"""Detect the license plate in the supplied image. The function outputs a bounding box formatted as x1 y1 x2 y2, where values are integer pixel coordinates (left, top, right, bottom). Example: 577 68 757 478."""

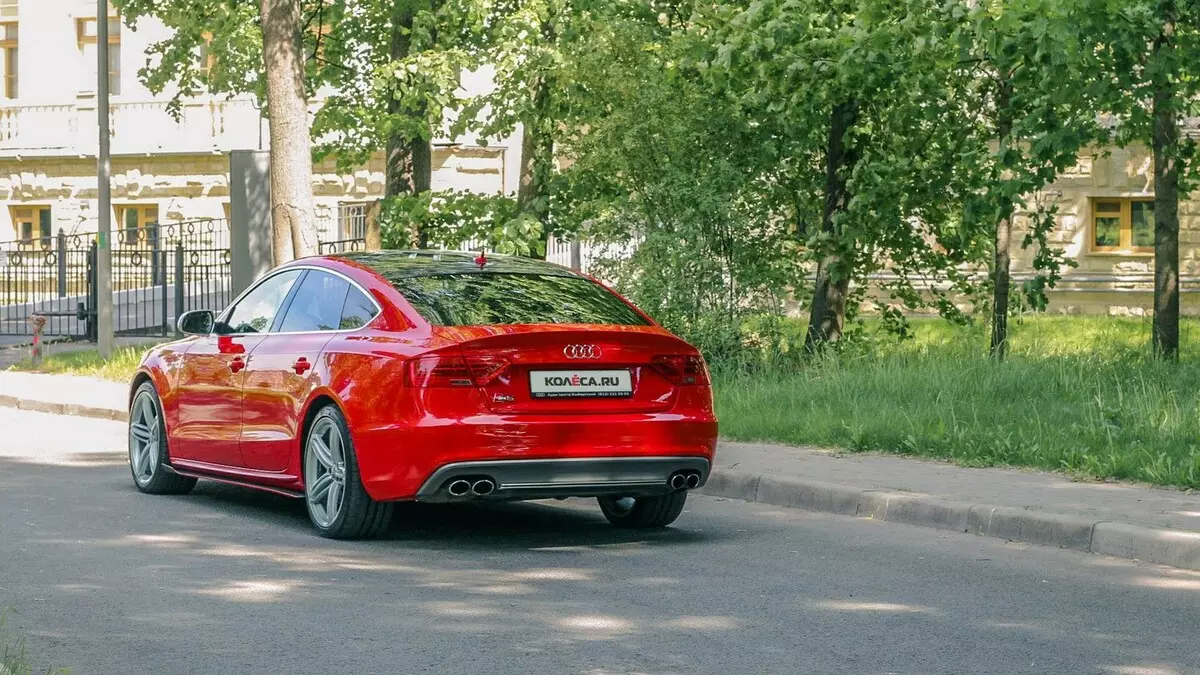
529 369 633 399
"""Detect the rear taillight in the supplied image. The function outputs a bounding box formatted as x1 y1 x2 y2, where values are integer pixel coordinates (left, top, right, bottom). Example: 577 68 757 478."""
650 354 710 385
406 354 509 387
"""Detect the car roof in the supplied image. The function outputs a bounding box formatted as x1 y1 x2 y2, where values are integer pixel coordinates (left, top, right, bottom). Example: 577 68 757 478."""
331 249 582 280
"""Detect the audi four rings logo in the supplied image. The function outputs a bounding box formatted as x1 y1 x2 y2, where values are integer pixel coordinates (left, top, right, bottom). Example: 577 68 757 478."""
564 344 602 359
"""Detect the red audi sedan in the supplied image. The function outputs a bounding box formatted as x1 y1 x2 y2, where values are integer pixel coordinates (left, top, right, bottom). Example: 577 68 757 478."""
126 250 718 539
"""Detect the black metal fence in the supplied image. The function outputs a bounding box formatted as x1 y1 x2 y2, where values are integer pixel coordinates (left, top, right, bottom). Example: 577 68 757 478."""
0 219 233 339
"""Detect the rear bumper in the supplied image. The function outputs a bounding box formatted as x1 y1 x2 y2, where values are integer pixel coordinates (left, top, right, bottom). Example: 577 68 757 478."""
414 456 711 503
354 413 717 502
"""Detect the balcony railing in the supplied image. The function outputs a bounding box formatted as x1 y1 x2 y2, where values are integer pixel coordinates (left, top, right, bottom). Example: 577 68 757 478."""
0 97 268 157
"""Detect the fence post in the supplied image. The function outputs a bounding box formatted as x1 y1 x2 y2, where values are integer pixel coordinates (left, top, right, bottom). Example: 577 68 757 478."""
174 243 185 337
56 230 67 298
87 240 98 342
160 244 169 336
570 239 582 272
151 226 162 287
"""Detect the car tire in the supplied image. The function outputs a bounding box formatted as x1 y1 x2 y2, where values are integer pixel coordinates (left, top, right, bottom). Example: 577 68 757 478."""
128 381 197 496
597 491 688 529
303 404 393 540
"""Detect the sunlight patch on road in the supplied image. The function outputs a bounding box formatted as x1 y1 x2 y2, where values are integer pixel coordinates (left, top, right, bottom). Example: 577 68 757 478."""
555 615 635 633
811 600 937 614
509 568 594 582
1133 576 1200 591
197 579 301 603
1099 666 1182 675
422 601 501 618
126 533 196 549
662 616 740 631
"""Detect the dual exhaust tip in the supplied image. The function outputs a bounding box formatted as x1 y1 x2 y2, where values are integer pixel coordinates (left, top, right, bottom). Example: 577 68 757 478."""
670 471 702 491
448 478 495 498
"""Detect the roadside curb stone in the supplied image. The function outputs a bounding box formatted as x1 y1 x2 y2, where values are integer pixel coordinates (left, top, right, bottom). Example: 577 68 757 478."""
702 470 1200 572
0 394 127 422
1090 521 1200 571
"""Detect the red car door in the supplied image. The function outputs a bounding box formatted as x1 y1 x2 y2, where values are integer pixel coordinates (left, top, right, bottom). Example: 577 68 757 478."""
170 269 303 468
239 269 353 473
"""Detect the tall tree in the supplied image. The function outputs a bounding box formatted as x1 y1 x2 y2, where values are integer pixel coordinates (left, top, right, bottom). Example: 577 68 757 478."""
260 0 318 261
704 0 990 351
116 0 324 263
456 0 575 257
955 0 1101 359
1084 0 1200 359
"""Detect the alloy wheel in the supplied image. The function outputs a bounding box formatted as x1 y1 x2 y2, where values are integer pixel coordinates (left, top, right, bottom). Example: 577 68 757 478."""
306 416 347 528
128 391 161 485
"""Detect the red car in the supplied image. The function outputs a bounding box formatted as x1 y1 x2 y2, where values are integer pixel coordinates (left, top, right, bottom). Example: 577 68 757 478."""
126 250 718 538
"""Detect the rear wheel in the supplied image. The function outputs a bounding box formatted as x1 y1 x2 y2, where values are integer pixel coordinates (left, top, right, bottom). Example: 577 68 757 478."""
597 492 688 529
303 405 393 540
128 382 197 495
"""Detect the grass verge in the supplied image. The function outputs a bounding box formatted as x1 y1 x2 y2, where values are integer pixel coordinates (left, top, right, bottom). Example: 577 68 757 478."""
5 344 149 383
714 316 1200 490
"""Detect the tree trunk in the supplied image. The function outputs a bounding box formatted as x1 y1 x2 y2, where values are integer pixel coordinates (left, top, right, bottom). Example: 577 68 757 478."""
518 78 554 258
804 100 859 353
1152 78 1180 359
259 0 318 264
384 2 434 248
990 81 1015 360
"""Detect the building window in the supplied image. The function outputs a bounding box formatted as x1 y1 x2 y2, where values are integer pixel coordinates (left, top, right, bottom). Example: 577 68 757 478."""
338 203 368 240
117 204 159 247
1092 198 1154 253
77 14 121 96
195 31 216 82
11 205 51 248
0 18 15 99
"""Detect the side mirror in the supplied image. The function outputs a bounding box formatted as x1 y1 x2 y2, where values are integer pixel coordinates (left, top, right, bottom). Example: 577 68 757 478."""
177 309 215 336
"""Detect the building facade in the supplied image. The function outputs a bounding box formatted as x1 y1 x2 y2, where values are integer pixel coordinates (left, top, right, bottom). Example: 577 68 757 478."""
0 0 521 249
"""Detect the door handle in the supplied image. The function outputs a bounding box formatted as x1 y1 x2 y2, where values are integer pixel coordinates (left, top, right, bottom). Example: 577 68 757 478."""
293 357 312 375
229 357 246 373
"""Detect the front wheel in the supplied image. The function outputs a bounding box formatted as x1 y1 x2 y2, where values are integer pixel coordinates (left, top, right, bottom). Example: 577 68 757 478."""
128 382 197 495
303 405 393 540
598 492 688 529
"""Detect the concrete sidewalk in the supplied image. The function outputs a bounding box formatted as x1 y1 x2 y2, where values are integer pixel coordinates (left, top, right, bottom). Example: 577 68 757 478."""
1 369 1197 571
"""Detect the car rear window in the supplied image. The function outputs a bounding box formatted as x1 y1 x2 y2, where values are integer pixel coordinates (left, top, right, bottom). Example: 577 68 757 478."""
392 273 651 326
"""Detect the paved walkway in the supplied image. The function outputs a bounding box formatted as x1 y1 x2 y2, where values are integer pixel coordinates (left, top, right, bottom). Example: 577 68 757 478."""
0 369 1196 570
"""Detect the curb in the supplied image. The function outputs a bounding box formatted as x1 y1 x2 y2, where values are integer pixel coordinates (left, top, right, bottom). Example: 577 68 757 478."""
3 393 1198 572
701 467 1200 573
0 394 127 422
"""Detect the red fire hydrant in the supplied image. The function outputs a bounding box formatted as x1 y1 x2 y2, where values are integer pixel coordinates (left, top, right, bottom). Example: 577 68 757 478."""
28 314 47 367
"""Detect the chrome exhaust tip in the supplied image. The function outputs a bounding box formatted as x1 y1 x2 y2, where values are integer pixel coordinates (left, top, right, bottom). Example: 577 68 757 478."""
685 473 701 489
448 479 472 497
472 479 496 496
670 474 688 490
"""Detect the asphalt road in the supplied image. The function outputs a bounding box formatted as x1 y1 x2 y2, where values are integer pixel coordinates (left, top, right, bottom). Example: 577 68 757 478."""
1 406 1198 675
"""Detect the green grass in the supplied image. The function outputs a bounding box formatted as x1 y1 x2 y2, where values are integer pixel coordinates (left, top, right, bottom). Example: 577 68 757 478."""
714 316 1200 490
6 344 149 383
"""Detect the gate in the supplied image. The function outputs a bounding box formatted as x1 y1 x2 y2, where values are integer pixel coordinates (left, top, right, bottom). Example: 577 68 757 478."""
0 218 233 339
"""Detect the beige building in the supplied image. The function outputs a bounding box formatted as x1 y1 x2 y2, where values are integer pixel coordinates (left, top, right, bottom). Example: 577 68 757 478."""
1003 142 1200 316
0 0 521 249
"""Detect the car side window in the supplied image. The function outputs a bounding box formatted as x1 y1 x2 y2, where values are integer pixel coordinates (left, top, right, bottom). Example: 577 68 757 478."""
222 270 303 334
339 285 378 330
277 270 351 333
